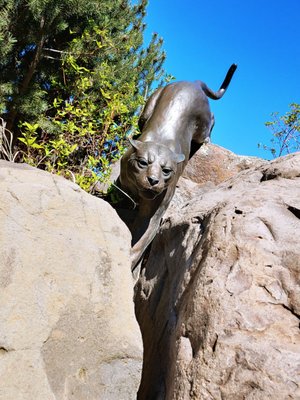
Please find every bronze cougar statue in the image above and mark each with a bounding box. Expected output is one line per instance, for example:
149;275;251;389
119;64;237;269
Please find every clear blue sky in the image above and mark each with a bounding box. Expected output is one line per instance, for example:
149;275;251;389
144;0;300;158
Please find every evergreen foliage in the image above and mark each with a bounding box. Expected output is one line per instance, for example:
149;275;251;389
0;0;167;191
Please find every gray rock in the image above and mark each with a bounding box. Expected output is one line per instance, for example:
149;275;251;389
135;152;300;400
0;161;142;400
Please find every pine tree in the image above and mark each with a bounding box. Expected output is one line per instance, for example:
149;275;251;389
0;0;165;138
0;0;167;191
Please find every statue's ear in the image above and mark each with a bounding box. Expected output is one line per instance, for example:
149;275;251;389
174;153;185;163
129;138;143;151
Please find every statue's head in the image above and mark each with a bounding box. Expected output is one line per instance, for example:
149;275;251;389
125;139;185;200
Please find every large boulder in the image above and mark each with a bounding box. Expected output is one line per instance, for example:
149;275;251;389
182;143;263;186
0;161;142;400
135;152;300;399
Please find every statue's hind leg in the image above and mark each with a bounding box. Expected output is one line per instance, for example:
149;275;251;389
189;114;214;159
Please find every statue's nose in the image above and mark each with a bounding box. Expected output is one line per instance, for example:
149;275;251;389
147;176;159;186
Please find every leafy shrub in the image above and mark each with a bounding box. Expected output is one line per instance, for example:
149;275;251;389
1;1;167;193
15;22;166;192
259;103;300;158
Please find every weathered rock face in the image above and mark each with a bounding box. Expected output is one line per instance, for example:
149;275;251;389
0;161;142;400
182;143;263;186
135;152;300;399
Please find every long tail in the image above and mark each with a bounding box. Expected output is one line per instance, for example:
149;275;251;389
200;63;237;100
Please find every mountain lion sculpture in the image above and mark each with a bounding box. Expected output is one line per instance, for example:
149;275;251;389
119;64;237;270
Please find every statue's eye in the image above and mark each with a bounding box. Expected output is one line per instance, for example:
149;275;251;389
162;167;172;176
137;159;148;168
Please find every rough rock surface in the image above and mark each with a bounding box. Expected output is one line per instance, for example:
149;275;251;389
135;152;300;400
0;161;142;400
182;143;263;186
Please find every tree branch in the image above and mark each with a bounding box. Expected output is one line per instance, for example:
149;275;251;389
6;16;46;135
